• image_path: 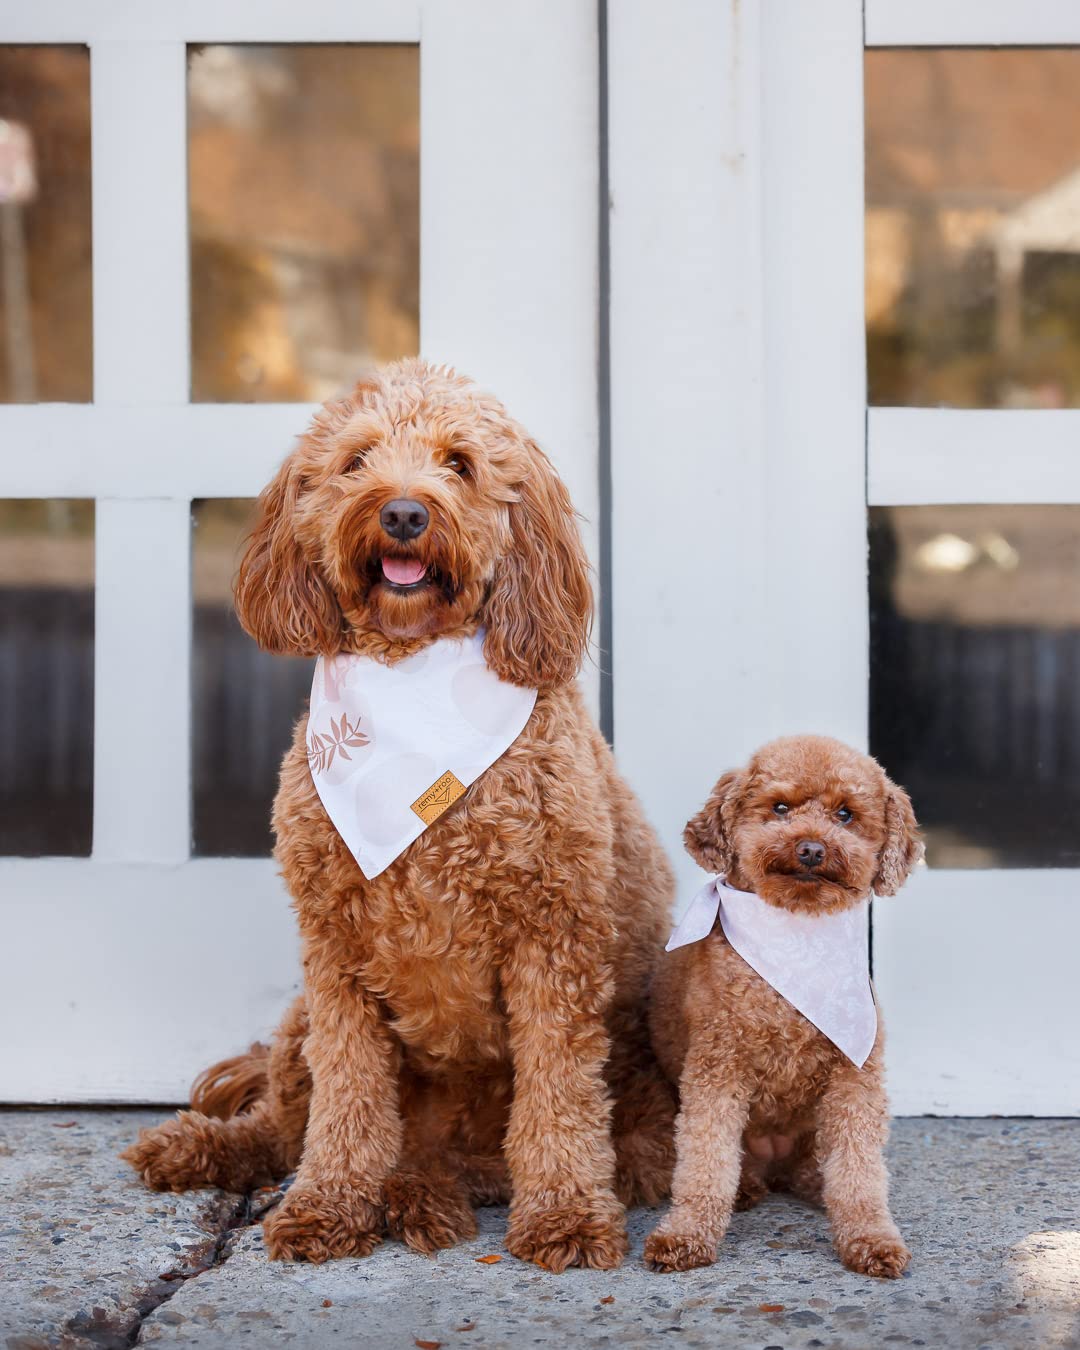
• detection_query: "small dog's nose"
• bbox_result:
[795,839,826,869]
[380,498,429,541]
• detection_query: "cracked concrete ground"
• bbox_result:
[1,1112,1078,1349]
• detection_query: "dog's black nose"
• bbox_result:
[795,839,826,869]
[380,498,429,541]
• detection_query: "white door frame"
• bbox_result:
[610,0,1080,1115]
[0,0,598,1102]
[7,0,1078,1114]
[866,0,1080,1116]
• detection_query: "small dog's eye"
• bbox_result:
[349,451,367,473]
[445,454,469,476]
[772,803,789,816]
[836,806,853,824]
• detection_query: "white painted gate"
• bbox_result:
[0,0,598,1102]
[609,0,1080,1116]
[3,0,1077,1117]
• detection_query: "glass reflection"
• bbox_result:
[866,49,1080,408]
[192,499,314,856]
[0,500,94,854]
[188,44,419,403]
[0,47,92,403]
[869,505,1080,868]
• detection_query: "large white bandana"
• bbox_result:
[666,876,877,1067]
[306,631,537,880]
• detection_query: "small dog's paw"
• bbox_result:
[644,1229,716,1272]
[838,1231,911,1279]
[263,1183,383,1263]
[384,1169,477,1255]
[122,1113,252,1193]
[507,1196,627,1272]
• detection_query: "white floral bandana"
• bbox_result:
[306,630,537,881]
[665,875,877,1067]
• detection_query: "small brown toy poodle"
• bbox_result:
[646,734,922,1278]
[124,359,676,1271]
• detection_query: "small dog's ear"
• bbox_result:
[873,778,924,896]
[483,443,593,690]
[233,450,344,655]
[683,770,742,874]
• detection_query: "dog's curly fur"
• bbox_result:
[645,735,922,1279]
[123,360,676,1270]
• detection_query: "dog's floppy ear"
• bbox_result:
[233,449,344,656]
[684,770,743,874]
[482,442,593,690]
[872,777,924,896]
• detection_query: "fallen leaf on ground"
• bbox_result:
[322,1299,333,1308]
[415,1341,441,1349]
[600,1296,615,1305]
[455,1323,476,1332]
[759,1303,785,1312]
[474,1254,502,1264]
[51,1122,77,1129]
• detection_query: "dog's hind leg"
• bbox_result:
[735,1152,769,1211]
[776,1131,823,1207]
[123,1098,286,1193]
[606,1004,677,1207]
[123,996,311,1194]
[384,1068,510,1255]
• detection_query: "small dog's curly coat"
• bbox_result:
[646,735,922,1278]
[124,360,676,1271]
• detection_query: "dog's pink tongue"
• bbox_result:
[381,556,428,586]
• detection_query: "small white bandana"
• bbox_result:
[666,875,877,1067]
[306,630,536,881]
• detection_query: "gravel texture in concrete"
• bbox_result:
[1,1112,1078,1349]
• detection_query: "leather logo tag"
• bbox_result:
[410,770,466,825]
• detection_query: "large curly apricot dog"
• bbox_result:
[646,735,922,1278]
[124,360,675,1270]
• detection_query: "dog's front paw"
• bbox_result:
[384,1167,477,1255]
[263,1182,383,1263]
[644,1227,716,1272]
[506,1194,627,1272]
[837,1231,910,1279]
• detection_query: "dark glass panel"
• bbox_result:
[191,498,313,856]
[870,505,1080,867]
[0,500,93,854]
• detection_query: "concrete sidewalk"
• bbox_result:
[1,1112,1077,1350]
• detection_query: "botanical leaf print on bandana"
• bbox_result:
[307,711,370,776]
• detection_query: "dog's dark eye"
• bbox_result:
[772,803,789,816]
[445,454,469,477]
[836,806,853,824]
[349,451,367,473]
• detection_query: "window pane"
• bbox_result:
[188,44,419,403]
[870,505,1080,868]
[866,49,1080,409]
[0,47,92,403]
[0,501,93,854]
[192,499,314,856]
